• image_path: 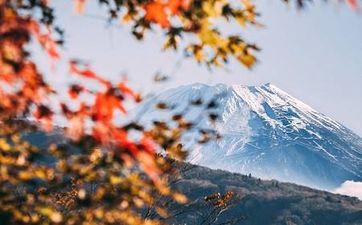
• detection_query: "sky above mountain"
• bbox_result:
[33,1,362,136]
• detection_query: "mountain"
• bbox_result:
[143,161,362,225]
[133,83,362,190]
[11,128,362,224]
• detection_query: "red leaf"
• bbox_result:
[33,105,54,132]
[68,84,84,99]
[140,135,155,154]
[69,61,111,86]
[167,0,183,14]
[92,91,126,123]
[33,105,53,120]
[346,0,358,9]
[118,81,139,100]
[93,93,113,122]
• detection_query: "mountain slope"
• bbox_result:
[133,83,362,190]
[144,161,362,225]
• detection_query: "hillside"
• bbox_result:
[143,161,362,225]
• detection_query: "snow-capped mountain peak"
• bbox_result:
[134,83,362,190]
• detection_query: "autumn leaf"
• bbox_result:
[346,0,358,9]
[93,92,124,122]
[167,0,191,14]
[145,1,170,28]
[237,54,256,69]
[68,84,84,99]
[118,81,139,100]
[173,192,188,204]
[74,0,87,14]
[33,105,54,131]
[136,151,161,183]
[180,0,193,10]
[69,60,110,86]
[29,21,60,60]
[66,116,85,141]
[139,135,156,154]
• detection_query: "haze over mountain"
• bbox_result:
[133,83,362,190]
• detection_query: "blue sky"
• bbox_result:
[35,1,362,135]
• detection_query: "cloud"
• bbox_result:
[334,180,362,200]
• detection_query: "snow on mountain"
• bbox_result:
[132,83,362,190]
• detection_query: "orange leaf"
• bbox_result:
[136,151,161,183]
[181,0,192,10]
[93,93,113,122]
[92,91,126,123]
[167,0,191,14]
[66,116,85,141]
[74,0,87,14]
[92,122,112,144]
[145,1,170,28]
[28,21,60,60]
[118,82,139,100]
[112,128,141,156]
[167,0,182,14]
[140,135,155,154]
[69,61,110,86]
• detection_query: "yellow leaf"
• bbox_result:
[195,48,204,62]
[238,54,256,68]
[0,138,11,151]
[110,175,123,185]
[173,192,188,204]
[202,0,225,17]
[50,212,62,223]
[156,207,169,217]
[18,171,32,180]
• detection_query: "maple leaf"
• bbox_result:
[145,1,170,28]
[92,91,126,123]
[93,93,114,122]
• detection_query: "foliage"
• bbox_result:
[81,0,262,68]
[0,0,357,224]
[0,120,190,224]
